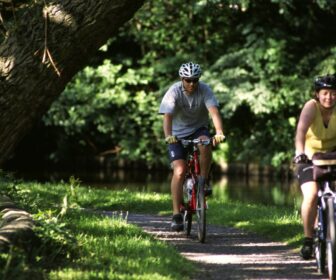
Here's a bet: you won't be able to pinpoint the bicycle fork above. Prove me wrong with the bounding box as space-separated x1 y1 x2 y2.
318 182 336 241
317 202 325 241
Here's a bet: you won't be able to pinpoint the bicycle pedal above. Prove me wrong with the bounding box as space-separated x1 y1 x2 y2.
179 204 185 212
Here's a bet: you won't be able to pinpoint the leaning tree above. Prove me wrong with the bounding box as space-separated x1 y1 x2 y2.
0 0 145 166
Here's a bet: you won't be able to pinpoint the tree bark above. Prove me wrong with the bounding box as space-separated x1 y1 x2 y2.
0 0 145 166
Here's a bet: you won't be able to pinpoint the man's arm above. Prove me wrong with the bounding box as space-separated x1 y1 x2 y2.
163 113 173 137
163 113 177 143
208 106 225 144
208 106 224 135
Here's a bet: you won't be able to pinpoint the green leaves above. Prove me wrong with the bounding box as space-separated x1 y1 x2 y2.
40 0 336 168
44 60 165 165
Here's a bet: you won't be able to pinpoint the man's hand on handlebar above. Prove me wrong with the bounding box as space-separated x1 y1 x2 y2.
293 153 309 164
213 132 225 145
165 135 178 144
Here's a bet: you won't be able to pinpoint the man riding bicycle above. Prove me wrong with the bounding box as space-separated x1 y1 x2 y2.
159 62 225 231
294 74 336 259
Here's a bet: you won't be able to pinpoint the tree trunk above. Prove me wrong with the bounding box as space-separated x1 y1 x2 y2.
0 0 145 166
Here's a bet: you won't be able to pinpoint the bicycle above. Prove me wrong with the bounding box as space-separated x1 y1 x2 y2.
312 151 336 279
178 137 212 243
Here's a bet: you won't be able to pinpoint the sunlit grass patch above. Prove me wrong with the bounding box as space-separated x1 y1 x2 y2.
208 198 302 247
75 188 172 214
0 177 193 279
52 270 182 280
51 213 193 279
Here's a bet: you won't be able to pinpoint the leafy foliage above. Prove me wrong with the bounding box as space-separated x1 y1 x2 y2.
44 60 165 166
35 0 336 168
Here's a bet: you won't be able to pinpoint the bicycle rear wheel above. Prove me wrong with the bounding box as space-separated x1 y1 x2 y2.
196 176 206 243
327 197 336 280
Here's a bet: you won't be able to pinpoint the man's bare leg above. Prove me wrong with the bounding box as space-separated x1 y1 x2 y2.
171 159 187 215
197 136 212 178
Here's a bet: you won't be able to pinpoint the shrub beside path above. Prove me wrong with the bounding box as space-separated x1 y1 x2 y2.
126 213 326 280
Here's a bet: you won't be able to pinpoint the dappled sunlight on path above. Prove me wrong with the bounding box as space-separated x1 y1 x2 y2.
126 213 325 280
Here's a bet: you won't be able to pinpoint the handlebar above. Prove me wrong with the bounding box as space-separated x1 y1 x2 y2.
165 135 225 146
178 138 212 147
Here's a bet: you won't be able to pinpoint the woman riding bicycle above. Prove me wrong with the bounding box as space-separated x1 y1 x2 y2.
294 73 336 259
159 62 225 231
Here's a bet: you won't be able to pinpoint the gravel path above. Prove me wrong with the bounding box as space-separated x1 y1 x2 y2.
126 213 327 280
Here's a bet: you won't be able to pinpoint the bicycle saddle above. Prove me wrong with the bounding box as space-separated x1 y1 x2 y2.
312 152 336 166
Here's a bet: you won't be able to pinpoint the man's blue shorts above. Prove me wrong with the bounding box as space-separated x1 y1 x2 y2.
168 127 211 163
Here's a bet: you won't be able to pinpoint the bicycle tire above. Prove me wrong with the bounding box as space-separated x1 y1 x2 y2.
327 197 336 280
184 211 192 236
315 205 326 274
315 238 326 273
196 175 206 243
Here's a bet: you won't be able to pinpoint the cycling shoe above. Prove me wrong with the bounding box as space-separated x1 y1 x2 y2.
171 213 184 232
300 237 314 260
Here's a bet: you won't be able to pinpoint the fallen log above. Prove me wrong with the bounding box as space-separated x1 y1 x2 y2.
0 195 38 252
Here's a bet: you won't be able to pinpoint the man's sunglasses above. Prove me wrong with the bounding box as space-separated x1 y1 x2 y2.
184 78 199 84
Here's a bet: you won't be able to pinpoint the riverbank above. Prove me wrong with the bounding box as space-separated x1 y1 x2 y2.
0 173 304 279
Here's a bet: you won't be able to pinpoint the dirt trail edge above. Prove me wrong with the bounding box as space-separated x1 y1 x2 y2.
125 213 326 280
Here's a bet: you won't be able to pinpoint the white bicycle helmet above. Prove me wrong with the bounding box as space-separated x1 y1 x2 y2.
178 62 202 78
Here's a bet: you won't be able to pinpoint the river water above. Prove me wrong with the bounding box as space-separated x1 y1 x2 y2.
12 168 302 208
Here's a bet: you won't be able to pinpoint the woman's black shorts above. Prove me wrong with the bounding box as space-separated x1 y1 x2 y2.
296 162 314 186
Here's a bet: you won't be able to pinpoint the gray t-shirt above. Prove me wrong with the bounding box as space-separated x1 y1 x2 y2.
159 81 219 138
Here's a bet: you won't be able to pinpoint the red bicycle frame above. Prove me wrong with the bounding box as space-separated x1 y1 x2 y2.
179 137 211 242
186 144 201 212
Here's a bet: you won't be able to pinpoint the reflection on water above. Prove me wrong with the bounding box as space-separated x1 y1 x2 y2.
214 175 302 208
12 169 302 208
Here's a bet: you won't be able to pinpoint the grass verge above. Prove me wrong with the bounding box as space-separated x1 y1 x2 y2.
0 175 193 280
0 173 304 278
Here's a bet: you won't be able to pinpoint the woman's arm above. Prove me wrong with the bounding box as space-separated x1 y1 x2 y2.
295 100 316 155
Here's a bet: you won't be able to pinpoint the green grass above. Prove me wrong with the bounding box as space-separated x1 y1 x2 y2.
0 174 304 279
72 182 303 247
50 212 192 280
207 198 302 248
0 177 193 280
71 180 303 248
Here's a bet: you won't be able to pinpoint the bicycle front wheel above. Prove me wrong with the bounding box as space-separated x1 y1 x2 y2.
196 176 206 243
327 197 336 280
315 237 326 273
315 206 326 274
